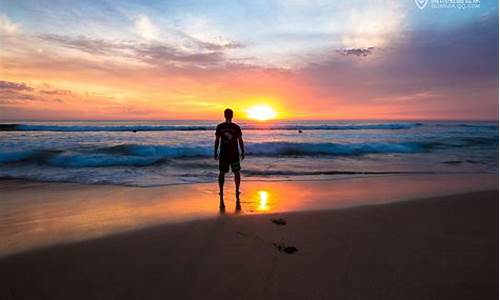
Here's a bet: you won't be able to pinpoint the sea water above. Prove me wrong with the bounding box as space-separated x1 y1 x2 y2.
0 120 497 186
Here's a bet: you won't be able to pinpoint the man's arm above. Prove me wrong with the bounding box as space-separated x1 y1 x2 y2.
238 136 245 160
214 136 220 160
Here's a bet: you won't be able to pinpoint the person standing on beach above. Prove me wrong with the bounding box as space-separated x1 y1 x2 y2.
214 108 245 210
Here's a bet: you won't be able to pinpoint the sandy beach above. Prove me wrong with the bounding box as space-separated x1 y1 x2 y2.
0 176 498 299
0 174 497 256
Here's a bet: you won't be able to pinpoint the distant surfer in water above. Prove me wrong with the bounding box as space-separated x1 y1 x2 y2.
214 108 245 211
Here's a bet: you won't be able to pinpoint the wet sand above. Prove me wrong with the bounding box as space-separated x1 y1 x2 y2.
0 187 498 299
0 174 497 256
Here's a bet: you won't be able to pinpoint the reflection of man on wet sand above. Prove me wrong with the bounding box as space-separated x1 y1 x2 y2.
214 108 245 211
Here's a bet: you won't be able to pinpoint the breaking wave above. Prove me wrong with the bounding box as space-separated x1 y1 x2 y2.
0 141 427 167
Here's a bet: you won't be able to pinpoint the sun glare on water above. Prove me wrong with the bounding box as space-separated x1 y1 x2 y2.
246 105 277 121
257 190 269 211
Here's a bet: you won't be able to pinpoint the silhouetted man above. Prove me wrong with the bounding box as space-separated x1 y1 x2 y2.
214 108 245 210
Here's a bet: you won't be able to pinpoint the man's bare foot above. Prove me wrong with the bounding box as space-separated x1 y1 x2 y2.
235 190 241 212
219 192 225 212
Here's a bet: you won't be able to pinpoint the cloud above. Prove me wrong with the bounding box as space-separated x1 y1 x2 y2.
135 44 226 67
0 81 67 105
0 80 33 91
175 16 243 50
195 39 242 51
0 81 36 104
1 1 497 120
337 47 375 57
38 34 129 56
335 1 405 49
297 14 499 119
37 33 236 69
39 89 72 95
0 93 62 104
0 14 20 35
134 15 158 41
0 89 35 104
0 91 35 100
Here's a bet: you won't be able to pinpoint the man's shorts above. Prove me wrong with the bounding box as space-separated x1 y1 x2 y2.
219 160 241 173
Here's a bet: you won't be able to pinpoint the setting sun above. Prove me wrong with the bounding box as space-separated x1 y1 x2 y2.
246 105 278 121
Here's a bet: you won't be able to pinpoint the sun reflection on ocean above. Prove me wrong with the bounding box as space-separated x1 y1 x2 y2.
257 190 270 211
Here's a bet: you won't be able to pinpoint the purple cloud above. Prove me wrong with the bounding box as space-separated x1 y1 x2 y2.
0 80 33 91
39 89 72 95
38 33 242 69
337 47 375 57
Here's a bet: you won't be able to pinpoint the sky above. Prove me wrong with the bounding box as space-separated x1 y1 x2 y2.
0 0 498 120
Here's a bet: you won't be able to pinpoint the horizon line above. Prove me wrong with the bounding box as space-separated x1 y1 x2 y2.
0 118 498 123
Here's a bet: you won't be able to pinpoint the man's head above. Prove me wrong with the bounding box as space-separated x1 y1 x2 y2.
224 108 233 121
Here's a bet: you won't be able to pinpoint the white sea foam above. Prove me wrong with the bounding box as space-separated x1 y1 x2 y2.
0 121 497 186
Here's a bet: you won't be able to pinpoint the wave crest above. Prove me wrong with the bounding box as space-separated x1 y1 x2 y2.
0 141 424 167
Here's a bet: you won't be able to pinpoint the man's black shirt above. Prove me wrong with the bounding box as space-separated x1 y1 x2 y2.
215 122 242 162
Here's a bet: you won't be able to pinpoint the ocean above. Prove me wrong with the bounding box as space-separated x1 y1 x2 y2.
0 120 498 187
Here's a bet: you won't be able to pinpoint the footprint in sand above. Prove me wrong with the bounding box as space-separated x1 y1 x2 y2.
270 218 287 226
273 242 298 254
237 231 299 255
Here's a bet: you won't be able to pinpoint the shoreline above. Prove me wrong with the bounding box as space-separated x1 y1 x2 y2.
0 174 498 257
0 190 497 299
1 170 497 187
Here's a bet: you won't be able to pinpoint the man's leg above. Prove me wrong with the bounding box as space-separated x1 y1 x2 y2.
218 171 225 195
218 171 225 210
234 171 240 194
235 188 241 212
